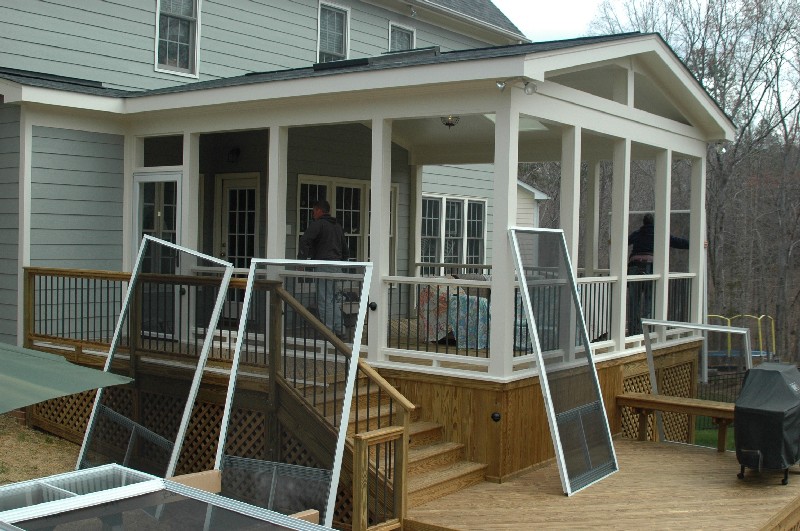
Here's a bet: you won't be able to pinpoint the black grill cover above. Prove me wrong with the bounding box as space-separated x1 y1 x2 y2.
735 362 800 471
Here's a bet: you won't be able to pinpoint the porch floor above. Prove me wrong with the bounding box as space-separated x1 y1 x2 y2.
405 438 800 530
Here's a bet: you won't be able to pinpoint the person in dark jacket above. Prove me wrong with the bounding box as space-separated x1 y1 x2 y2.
298 200 349 339
626 213 689 334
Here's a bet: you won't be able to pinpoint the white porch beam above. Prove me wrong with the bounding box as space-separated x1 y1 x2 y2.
367 118 393 363
652 149 672 327
609 138 631 346
584 161 601 276
266 126 288 258
560 125 581 272
688 156 707 323
488 93 520 378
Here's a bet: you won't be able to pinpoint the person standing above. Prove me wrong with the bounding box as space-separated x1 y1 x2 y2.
627 213 689 334
298 200 349 339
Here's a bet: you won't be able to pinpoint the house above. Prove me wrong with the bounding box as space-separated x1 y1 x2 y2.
0 0 740 525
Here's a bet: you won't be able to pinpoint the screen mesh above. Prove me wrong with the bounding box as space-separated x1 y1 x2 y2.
78 236 234 478
510 228 617 494
216 260 371 528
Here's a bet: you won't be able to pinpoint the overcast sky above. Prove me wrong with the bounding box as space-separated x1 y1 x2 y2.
491 0 606 41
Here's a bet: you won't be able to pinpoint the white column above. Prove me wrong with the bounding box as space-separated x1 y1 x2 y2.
584 161 601 276
411 165 423 276
367 118 392 362
560 126 581 273
182 132 200 252
688 156 706 323
652 149 672 323
488 94 519 378
609 139 631 347
266 126 288 258
16 109 32 345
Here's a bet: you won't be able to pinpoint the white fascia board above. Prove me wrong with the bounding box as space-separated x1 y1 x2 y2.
524 35 735 141
122 57 524 115
10 85 125 113
517 181 550 200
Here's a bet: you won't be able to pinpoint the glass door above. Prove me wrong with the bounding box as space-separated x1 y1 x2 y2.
135 174 181 339
215 174 259 318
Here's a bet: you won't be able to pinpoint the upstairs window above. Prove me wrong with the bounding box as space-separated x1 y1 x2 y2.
319 4 348 62
390 24 414 51
156 0 199 75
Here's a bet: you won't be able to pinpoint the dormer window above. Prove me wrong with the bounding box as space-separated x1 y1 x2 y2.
318 4 348 63
156 0 199 76
390 24 415 51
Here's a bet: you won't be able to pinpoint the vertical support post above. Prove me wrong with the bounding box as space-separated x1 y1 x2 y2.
488 94 519 377
609 139 631 347
182 133 199 251
560 126 581 272
352 434 369 531
584 161 601 277
367 118 392 362
653 149 672 338
411 165 423 277
23 268 33 348
396 408 409 524
688 156 707 324
267 126 289 258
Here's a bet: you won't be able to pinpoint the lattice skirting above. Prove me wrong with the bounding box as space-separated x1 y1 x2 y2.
621 357 696 443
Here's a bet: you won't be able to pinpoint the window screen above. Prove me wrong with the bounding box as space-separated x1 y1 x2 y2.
510 228 618 495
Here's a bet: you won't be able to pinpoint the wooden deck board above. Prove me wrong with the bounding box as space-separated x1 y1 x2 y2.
406 439 800 530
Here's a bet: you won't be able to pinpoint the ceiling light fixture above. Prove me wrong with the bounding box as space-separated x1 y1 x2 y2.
495 80 506 91
440 115 460 129
523 82 537 95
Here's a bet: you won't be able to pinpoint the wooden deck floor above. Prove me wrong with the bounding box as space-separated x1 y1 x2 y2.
406 438 800 530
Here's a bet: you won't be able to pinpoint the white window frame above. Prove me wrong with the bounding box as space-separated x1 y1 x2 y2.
296 176 398 273
318 2 350 63
388 22 415 51
420 195 487 273
297 175 367 260
154 0 201 78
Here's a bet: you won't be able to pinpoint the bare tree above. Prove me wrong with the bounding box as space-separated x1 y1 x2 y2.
590 0 800 358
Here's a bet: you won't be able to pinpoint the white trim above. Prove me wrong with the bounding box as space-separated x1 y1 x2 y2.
153 0 202 78
15 107 31 346
317 1 350 62
388 20 416 51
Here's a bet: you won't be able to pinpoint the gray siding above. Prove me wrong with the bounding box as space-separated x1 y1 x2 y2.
30 127 123 270
0 0 494 91
421 164 496 263
0 104 19 345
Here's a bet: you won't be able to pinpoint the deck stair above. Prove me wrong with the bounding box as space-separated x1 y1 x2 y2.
313 378 488 509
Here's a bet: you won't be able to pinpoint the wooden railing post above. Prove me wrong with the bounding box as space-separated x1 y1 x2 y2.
23 268 34 348
353 434 369 531
268 287 282 461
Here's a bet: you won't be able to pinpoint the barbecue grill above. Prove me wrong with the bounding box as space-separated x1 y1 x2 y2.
734 362 800 485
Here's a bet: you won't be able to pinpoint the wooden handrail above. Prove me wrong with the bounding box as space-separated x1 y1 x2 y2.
357 360 415 413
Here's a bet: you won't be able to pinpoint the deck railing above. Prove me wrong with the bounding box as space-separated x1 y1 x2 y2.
23 266 412 530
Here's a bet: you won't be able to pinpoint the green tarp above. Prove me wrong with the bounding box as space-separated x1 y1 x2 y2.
0 343 132 414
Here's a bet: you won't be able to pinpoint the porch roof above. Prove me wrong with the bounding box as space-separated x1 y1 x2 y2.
0 32 735 143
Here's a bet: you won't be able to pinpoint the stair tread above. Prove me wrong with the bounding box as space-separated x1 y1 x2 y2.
409 420 440 433
408 461 487 491
408 441 463 462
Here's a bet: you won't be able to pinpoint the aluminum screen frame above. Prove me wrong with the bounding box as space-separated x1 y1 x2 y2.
509 227 618 495
641 318 752 441
77 235 234 478
215 258 372 529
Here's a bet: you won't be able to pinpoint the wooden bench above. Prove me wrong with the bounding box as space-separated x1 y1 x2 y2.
616 392 735 452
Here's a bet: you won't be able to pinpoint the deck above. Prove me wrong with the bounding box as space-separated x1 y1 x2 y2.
405 438 800 530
